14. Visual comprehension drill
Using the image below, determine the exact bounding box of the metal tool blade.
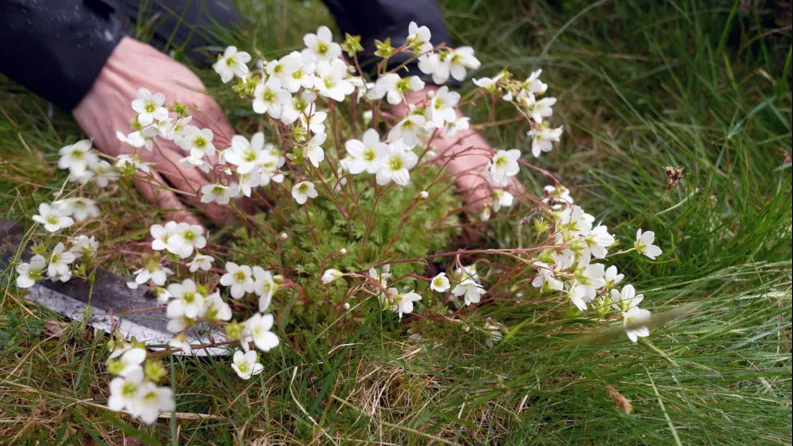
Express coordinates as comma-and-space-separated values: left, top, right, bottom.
1, 220, 227, 356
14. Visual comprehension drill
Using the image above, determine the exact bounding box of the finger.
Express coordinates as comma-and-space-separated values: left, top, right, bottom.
132, 171, 201, 226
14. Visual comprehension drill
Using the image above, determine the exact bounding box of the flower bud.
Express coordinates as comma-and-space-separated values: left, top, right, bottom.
419, 191, 429, 199
144, 360, 168, 383
339, 248, 347, 255
321, 268, 344, 285
225, 320, 244, 341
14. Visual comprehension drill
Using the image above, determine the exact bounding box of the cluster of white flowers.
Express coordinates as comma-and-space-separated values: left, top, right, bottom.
205, 23, 485, 207
474, 69, 563, 158
526, 186, 662, 342
106, 344, 174, 424
16, 199, 100, 288
58, 139, 121, 186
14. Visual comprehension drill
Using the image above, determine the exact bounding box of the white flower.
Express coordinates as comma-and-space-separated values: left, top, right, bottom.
368, 73, 425, 105
107, 368, 144, 414
569, 283, 594, 311
484, 321, 504, 348
253, 267, 276, 312
299, 107, 328, 135
16, 254, 46, 288
69, 235, 98, 259
610, 284, 644, 313
452, 279, 486, 306
167, 223, 206, 259
231, 350, 264, 380
623, 306, 652, 343
131, 88, 168, 126
213, 46, 251, 83
291, 181, 318, 205
524, 69, 548, 95
473, 73, 504, 91
133, 260, 173, 286
635, 229, 663, 260
389, 112, 428, 147
177, 126, 216, 159
225, 133, 268, 175
32, 202, 74, 233
58, 139, 98, 176
244, 313, 279, 352
376, 144, 418, 186
491, 190, 514, 212
420, 47, 480, 84
321, 268, 344, 285
343, 129, 387, 174
454, 264, 480, 283
116, 130, 150, 150
575, 253, 607, 289
604, 265, 624, 289
394, 290, 422, 319
165, 300, 197, 333
47, 242, 76, 282
559, 205, 594, 236
429, 86, 460, 127
304, 133, 326, 167
131, 382, 175, 425
237, 170, 263, 197
446, 116, 470, 137
187, 253, 214, 273
93, 160, 120, 187
220, 262, 255, 299
531, 261, 564, 291
148, 117, 175, 139
447, 47, 480, 81
201, 183, 238, 205
155, 287, 171, 304
108, 342, 132, 360
407, 21, 433, 52
488, 149, 521, 186
167, 279, 205, 319
150, 221, 178, 251
314, 59, 355, 102
116, 154, 150, 174
266, 52, 302, 88
114, 347, 147, 377
58, 197, 100, 222
253, 78, 290, 118
430, 273, 450, 292
283, 59, 317, 93
520, 91, 556, 124
203, 292, 232, 322
168, 334, 193, 354
281, 90, 317, 125
417, 52, 446, 84
302, 26, 342, 62
528, 125, 563, 158
583, 225, 615, 259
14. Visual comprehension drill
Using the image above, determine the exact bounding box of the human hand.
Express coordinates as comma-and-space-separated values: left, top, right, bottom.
73, 37, 233, 226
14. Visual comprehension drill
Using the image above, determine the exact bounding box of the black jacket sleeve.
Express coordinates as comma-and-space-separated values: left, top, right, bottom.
321, 0, 453, 82
0, 0, 240, 113
0, 0, 126, 112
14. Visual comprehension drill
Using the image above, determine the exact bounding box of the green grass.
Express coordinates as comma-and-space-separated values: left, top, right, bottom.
1, 0, 791, 444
